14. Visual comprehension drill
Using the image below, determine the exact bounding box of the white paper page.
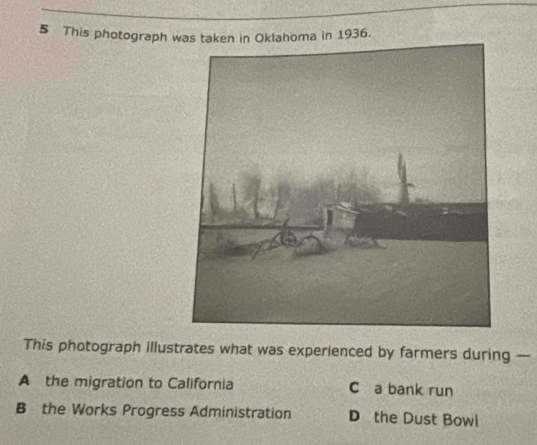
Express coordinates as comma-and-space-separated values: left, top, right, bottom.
1, 1, 536, 444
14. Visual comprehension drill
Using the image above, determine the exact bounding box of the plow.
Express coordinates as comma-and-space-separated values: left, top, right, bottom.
251, 219, 327, 260
201, 218, 382, 261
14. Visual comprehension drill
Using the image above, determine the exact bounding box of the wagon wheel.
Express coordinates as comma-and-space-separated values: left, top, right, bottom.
268, 231, 283, 250
268, 230, 297, 249
283, 232, 297, 246
296, 233, 327, 253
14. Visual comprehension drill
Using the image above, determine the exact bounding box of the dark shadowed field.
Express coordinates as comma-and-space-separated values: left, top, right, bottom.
193, 230, 489, 326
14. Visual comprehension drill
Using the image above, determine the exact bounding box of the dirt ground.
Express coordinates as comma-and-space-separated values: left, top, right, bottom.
193, 231, 490, 326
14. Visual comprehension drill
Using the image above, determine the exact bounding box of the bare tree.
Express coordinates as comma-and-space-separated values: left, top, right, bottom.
241, 169, 262, 219
337, 168, 382, 205
355, 167, 382, 203
289, 176, 335, 224
272, 178, 292, 219
208, 182, 220, 223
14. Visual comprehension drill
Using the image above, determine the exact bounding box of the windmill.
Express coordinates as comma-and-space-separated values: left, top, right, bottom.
397, 153, 415, 204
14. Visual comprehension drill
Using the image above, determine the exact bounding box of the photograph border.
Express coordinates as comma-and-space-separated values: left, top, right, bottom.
192, 43, 491, 328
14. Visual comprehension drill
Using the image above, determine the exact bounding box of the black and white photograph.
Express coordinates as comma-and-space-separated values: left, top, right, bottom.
193, 45, 489, 326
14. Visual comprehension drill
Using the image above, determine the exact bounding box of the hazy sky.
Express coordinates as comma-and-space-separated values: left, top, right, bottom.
204, 45, 486, 205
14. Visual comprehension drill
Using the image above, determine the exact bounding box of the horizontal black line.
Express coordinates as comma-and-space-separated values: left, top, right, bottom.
192, 320, 491, 327
42, 3, 537, 22
517, 354, 531, 357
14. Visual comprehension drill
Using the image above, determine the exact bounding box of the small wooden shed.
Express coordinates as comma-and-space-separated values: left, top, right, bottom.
323, 202, 362, 230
